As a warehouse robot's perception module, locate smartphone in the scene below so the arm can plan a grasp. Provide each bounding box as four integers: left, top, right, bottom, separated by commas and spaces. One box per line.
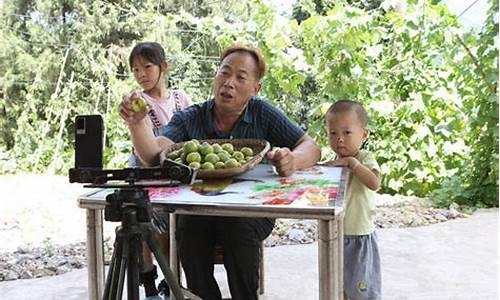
75, 115, 104, 168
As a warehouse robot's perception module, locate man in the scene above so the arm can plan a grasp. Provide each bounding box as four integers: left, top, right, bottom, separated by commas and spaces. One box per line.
119, 44, 321, 300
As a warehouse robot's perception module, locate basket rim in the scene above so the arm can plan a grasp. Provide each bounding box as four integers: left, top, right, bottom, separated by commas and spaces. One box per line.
160, 139, 270, 179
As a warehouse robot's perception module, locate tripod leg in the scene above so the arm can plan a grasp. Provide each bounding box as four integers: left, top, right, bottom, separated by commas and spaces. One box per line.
115, 237, 128, 300
102, 231, 123, 300
127, 234, 141, 300
143, 227, 186, 300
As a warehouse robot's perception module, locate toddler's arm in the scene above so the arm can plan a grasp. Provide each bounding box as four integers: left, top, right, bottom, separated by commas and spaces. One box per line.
324, 157, 381, 191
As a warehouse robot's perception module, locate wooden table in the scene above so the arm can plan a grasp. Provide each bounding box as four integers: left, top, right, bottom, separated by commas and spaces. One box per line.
78, 164, 348, 300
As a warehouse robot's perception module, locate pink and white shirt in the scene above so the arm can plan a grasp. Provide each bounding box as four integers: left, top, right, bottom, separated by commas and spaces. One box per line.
141, 90, 192, 128
128, 89, 192, 167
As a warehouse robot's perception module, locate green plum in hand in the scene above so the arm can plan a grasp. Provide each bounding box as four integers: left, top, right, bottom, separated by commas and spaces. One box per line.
131, 96, 148, 113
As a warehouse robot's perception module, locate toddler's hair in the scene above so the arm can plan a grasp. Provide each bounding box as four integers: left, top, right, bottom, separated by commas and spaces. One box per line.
129, 42, 166, 68
326, 100, 368, 127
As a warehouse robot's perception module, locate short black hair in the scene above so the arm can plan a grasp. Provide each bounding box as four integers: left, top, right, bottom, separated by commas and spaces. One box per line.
129, 42, 166, 68
326, 100, 368, 127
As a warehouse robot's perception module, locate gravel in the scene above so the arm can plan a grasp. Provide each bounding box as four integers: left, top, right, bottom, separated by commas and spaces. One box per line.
0, 174, 472, 281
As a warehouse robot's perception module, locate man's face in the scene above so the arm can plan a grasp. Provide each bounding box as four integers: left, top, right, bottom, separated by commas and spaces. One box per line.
213, 51, 261, 113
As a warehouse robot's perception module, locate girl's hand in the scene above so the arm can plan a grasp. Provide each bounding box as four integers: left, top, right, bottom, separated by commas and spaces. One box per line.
119, 90, 148, 126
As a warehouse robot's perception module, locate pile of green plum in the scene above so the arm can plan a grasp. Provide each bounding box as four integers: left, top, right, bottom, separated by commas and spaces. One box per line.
167, 140, 254, 170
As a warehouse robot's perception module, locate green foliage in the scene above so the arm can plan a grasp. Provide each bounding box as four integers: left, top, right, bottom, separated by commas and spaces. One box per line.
0, 0, 497, 207
433, 0, 499, 207
262, 2, 470, 197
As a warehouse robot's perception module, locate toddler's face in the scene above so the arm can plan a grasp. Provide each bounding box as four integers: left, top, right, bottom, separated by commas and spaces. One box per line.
327, 110, 368, 158
131, 56, 162, 91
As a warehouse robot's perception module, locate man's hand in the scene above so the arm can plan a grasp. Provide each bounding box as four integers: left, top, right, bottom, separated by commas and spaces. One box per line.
118, 90, 148, 126
266, 147, 296, 177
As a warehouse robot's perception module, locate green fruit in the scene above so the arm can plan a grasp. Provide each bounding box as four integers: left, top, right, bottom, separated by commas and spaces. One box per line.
179, 151, 187, 162
212, 144, 223, 153
225, 158, 239, 168
167, 150, 179, 160
131, 96, 148, 113
201, 162, 215, 170
183, 141, 198, 154
221, 143, 234, 154
199, 143, 214, 156
245, 156, 253, 162
188, 162, 201, 169
204, 153, 220, 164
239, 159, 246, 165
241, 147, 253, 157
186, 152, 202, 163
232, 151, 244, 161
214, 161, 225, 169
191, 139, 200, 146
217, 151, 231, 162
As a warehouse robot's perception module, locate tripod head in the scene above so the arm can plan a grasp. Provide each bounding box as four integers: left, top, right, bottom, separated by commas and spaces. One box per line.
69, 158, 197, 186
70, 114, 196, 186
70, 158, 196, 224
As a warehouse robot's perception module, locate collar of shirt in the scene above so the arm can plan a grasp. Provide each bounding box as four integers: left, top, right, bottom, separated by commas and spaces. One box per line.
205, 97, 254, 138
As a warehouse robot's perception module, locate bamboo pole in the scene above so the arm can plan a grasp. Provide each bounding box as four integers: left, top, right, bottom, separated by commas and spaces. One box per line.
94, 77, 104, 113
102, 48, 114, 150
455, 34, 497, 93
34, 47, 71, 171
48, 71, 74, 174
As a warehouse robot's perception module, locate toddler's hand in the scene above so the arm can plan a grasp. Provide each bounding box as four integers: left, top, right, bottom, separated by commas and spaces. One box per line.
323, 157, 356, 168
119, 90, 148, 126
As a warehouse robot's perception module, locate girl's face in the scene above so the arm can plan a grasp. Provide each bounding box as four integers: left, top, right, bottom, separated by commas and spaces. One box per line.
131, 56, 165, 91
327, 110, 368, 158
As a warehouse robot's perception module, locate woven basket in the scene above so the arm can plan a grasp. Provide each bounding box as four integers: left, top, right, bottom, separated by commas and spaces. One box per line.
160, 139, 270, 179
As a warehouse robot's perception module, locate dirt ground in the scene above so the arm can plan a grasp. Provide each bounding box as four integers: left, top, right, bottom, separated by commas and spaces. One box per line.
0, 174, 89, 251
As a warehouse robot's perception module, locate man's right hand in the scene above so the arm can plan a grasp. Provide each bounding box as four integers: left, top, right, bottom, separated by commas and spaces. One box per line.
266, 147, 297, 177
118, 90, 148, 126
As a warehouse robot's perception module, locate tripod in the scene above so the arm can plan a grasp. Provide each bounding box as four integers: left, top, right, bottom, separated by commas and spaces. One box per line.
101, 186, 200, 300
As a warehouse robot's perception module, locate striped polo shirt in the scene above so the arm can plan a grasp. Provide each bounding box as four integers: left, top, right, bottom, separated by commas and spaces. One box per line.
159, 97, 305, 147
158, 96, 306, 238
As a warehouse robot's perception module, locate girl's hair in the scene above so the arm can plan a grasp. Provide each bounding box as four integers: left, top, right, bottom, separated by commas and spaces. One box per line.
326, 100, 368, 127
129, 42, 166, 68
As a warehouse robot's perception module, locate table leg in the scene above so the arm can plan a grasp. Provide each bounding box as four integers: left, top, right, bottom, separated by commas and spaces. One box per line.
169, 213, 180, 299
318, 219, 339, 300
338, 212, 344, 300
86, 209, 105, 300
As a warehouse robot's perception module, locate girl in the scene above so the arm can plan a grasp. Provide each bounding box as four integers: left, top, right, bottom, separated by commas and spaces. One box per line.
122, 42, 193, 300
125, 42, 193, 167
